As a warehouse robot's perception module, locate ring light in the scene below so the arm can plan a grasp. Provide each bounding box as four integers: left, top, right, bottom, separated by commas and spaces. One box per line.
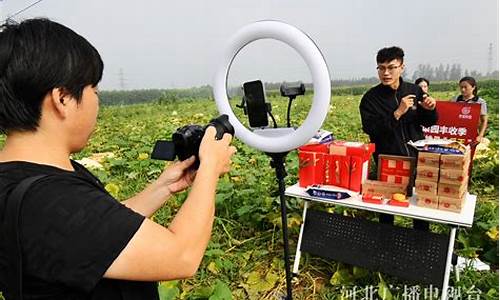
213, 20, 331, 153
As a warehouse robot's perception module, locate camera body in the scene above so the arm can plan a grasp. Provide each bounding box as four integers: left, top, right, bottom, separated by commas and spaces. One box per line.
151, 114, 234, 168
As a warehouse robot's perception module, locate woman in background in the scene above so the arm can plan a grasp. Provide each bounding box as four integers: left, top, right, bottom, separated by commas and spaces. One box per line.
415, 77, 430, 95
452, 76, 488, 143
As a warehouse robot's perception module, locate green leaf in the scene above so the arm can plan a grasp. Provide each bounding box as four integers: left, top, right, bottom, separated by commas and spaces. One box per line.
207, 261, 219, 274
158, 281, 180, 300
205, 248, 225, 257
209, 280, 232, 300
246, 271, 261, 285
330, 268, 354, 285
377, 274, 393, 300
457, 231, 470, 248
192, 286, 214, 298
246, 270, 279, 293
264, 271, 279, 287
236, 205, 252, 216
476, 221, 492, 230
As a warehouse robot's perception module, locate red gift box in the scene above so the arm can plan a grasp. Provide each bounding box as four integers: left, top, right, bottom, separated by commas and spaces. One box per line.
329, 141, 375, 192
330, 141, 375, 159
349, 155, 370, 192
298, 144, 329, 187
324, 154, 350, 188
379, 157, 412, 184
297, 141, 375, 192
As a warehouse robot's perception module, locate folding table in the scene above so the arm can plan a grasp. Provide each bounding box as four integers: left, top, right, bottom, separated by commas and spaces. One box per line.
285, 183, 477, 300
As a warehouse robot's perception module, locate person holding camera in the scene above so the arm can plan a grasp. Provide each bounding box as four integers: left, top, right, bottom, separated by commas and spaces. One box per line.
359, 46, 437, 230
0, 18, 236, 299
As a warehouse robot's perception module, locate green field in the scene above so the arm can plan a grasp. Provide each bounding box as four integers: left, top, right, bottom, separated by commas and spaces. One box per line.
1, 85, 498, 299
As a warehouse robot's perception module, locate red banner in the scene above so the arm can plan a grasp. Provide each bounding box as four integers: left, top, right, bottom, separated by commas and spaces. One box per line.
422, 101, 481, 145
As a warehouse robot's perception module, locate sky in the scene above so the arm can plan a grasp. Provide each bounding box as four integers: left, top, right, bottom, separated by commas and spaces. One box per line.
1, 0, 498, 90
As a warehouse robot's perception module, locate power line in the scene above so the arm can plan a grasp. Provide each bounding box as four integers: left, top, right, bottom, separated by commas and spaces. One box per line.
118, 68, 127, 90
487, 43, 493, 74
3, 0, 45, 22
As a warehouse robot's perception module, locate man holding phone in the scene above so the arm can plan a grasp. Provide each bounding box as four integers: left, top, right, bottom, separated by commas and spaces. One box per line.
359, 46, 437, 230
359, 46, 437, 162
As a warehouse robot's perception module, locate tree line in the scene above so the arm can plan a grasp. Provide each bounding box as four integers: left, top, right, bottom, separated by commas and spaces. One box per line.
99, 65, 498, 106
410, 63, 499, 82
99, 85, 213, 106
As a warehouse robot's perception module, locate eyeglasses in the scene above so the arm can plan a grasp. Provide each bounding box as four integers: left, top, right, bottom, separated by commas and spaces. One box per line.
376, 64, 402, 73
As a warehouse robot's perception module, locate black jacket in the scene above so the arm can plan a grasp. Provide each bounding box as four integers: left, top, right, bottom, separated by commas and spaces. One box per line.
359, 78, 438, 161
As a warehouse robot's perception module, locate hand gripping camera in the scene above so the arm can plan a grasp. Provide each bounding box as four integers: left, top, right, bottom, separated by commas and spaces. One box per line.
151, 114, 234, 169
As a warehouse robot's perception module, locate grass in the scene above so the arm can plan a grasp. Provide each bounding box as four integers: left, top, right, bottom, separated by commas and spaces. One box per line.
0, 87, 498, 300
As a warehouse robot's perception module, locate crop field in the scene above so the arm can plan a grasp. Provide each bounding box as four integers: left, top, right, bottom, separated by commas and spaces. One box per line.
0, 85, 498, 299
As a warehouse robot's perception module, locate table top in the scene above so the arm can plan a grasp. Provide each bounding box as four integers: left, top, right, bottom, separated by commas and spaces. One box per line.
285, 183, 476, 227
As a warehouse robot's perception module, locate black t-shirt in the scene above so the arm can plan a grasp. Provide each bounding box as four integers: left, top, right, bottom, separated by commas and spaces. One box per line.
0, 160, 159, 299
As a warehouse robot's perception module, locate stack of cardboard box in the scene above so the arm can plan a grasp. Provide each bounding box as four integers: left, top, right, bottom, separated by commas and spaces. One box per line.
415, 152, 440, 209
415, 149, 470, 212
437, 149, 470, 212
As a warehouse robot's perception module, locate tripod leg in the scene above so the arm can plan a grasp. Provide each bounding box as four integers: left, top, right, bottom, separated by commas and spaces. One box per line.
278, 178, 293, 300
293, 201, 309, 274
269, 152, 293, 299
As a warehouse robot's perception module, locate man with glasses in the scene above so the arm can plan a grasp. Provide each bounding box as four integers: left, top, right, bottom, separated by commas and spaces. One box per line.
359, 46, 437, 230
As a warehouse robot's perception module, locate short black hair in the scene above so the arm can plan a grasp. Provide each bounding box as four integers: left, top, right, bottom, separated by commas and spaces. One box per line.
0, 18, 104, 134
415, 77, 430, 86
376, 46, 404, 64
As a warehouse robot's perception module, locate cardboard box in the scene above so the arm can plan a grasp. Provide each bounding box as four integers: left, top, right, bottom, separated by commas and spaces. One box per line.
438, 195, 465, 213
298, 144, 329, 187
416, 194, 439, 209
415, 179, 438, 195
362, 180, 407, 199
416, 166, 440, 182
440, 168, 468, 185
438, 182, 467, 198
418, 152, 441, 168
440, 150, 471, 170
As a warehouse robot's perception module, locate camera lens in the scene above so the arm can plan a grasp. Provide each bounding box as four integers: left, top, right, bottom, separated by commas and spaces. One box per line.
172, 125, 204, 161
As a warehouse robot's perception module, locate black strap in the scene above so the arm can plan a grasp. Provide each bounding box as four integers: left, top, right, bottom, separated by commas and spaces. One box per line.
4, 175, 49, 300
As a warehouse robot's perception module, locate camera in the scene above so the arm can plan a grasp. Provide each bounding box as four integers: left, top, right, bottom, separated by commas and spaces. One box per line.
151, 114, 234, 169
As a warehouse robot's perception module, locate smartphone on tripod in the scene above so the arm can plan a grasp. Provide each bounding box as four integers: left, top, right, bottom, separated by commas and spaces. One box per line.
243, 80, 269, 128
